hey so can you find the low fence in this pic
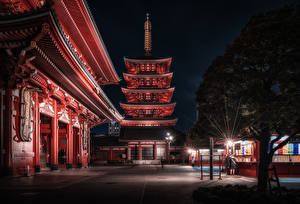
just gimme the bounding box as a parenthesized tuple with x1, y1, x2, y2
(192, 155, 224, 180)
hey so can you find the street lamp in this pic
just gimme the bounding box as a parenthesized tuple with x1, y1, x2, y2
(226, 140, 233, 147)
(226, 140, 233, 155)
(165, 132, 173, 164)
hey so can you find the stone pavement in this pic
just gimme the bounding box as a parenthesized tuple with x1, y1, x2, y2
(0, 165, 299, 203)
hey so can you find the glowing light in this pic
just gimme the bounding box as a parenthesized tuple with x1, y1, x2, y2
(227, 140, 233, 147)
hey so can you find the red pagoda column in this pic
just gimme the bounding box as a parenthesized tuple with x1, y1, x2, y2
(110, 149, 113, 160)
(67, 110, 73, 168)
(127, 146, 131, 160)
(51, 99, 58, 170)
(34, 92, 40, 172)
(139, 142, 142, 160)
(154, 142, 157, 160)
(166, 142, 169, 160)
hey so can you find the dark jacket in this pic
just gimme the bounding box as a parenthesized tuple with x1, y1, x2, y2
(225, 156, 237, 169)
(229, 157, 237, 169)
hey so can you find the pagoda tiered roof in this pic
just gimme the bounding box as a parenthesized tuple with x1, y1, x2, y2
(120, 118, 178, 127)
(124, 57, 172, 74)
(123, 73, 173, 89)
(120, 103, 176, 118)
(122, 87, 174, 103)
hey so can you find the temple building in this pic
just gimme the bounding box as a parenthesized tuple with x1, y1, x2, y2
(0, 0, 122, 176)
(92, 13, 178, 165)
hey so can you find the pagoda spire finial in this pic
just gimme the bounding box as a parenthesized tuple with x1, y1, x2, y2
(144, 13, 152, 56)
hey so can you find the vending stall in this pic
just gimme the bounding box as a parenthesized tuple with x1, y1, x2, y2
(230, 140, 259, 177)
(270, 136, 300, 177)
(228, 136, 300, 177)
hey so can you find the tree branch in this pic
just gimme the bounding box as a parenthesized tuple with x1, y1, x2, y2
(271, 132, 298, 154)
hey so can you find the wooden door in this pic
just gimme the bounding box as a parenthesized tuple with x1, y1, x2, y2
(40, 115, 51, 168)
(58, 123, 67, 168)
(73, 127, 79, 166)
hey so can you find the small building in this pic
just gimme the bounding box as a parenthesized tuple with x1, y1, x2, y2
(229, 136, 300, 177)
(91, 126, 186, 164)
(91, 135, 127, 164)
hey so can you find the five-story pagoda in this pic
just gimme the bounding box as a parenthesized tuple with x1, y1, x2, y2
(120, 13, 177, 127)
(119, 13, 177, 164)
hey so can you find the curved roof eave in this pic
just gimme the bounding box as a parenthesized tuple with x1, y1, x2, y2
(82, 0, 121, 83)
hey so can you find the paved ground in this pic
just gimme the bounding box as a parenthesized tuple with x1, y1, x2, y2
(0, 165, 299, 203)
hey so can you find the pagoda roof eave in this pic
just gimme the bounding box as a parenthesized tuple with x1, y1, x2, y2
(121, 87, 175, 94)
(120, 118, 178, 127)
(124, 56, 172, 64)
(120, 102, 176, 108)
(123, 72, 173, 78)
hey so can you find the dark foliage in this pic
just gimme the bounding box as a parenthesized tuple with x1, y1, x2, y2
(191, 4, 300, 191)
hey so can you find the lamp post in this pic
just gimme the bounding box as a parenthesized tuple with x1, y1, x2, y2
(165, 132, 173, 164)
(209, 137, 214, 180)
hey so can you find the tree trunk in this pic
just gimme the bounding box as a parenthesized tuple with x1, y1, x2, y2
(257, 134, 271, 192)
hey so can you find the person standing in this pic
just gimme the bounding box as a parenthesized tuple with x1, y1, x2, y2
(229, 155, 237, 175)
(225, 154, 231, 175)
(192, 156, 195, 167)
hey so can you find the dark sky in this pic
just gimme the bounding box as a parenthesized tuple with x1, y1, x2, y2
(88, 0, 298, 135)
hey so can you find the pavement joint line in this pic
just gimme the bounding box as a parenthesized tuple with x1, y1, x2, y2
(139, 172, 149, 204)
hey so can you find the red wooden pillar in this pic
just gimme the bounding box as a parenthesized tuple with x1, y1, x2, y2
(0, 89, 5, 171)
(154, 142, 157, 160)
(127, 145, 131, 160)
(110, 149, 113, 160)
(139, 142, 141, 160)
(196, 150, 199, 166)
(77, 121, 83, 168)
(33, 92, 40, 172)
(87, 125, 91, 165)
(255, 140, 260, 177)
(66, 110, 73, 168)
(51, 100, 58, 170)
(72, 125, 79, 167)
(3, 89, 13, 175)
(251, 141, 255, 162)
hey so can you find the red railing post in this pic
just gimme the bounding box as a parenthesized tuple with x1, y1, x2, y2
(219, 155, 222, 180)
(200, 155, 203, 180)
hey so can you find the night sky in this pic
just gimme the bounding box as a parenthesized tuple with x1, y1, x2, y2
(88, 0, 298, 135)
